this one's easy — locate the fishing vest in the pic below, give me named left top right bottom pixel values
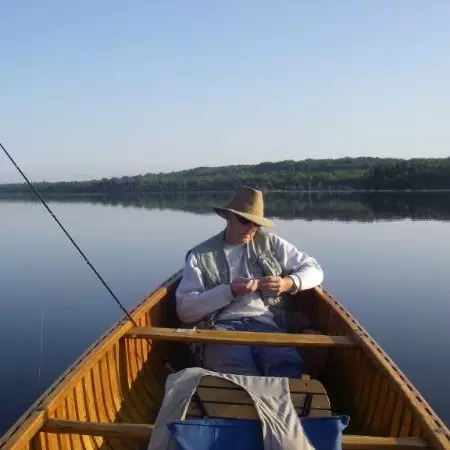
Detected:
left=147, top=367, right=315, bottom=450
left=186, top=230, right=287, bottom=328
left=188, top=230, right=283, bottom=294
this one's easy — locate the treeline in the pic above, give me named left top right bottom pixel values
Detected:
left=362, top=158, right=450, bottom=189
left=1, top=157, right=450, bottom=194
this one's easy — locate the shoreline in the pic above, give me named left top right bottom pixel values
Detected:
left=1, top=188, right=450, bottom=198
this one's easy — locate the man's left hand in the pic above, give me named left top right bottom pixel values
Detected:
left=258, top=276, right=293, bottom=296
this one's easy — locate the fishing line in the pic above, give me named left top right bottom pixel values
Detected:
left=36, top=310, right=45, bottom=392
left=0, top=141, right=209, bottom=416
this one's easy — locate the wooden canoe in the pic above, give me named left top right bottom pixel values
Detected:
left=1, top=271, right=449, bottom=450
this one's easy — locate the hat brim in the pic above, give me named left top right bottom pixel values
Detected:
left=213, top=207, right=274, bottom=228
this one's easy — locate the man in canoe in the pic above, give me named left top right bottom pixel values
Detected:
left=175, top=186, right=324, bottom=377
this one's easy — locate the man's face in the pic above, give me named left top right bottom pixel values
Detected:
left=226, top=212, right=260, bottom=244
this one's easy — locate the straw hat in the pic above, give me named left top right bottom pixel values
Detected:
left=213, top=186, right=274, bottom=228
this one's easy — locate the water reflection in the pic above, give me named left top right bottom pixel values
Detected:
left=2, top=191, right=450, bottom=222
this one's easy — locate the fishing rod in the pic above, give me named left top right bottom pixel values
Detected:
left=0, top=140, right=209, bottom=416
left=0, top=141, right=138, bottom=326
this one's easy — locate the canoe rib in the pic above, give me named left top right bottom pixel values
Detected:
left=42, top=419, right=431, bottom=449
left=1, top=272, right=449, bottom=450
left=0, top=272, right=181, bottom=450
left=124, top=327, right=355, bottom=347
left=315, top=286, right=450, bottom=450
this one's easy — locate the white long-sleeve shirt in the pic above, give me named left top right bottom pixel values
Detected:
left=176, top=233, right=324, bottom=325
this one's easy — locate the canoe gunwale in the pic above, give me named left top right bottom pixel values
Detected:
left=1, top=274, right=449, bottom=450
left=314, top=286, right=450, bottom=449
left=0, top=412, right=45, bottom=450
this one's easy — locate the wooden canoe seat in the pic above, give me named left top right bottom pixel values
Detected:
left=187, top=375, right=331, bottom=419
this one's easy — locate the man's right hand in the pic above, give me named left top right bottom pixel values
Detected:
left=231, top=277, right=259, bottom=297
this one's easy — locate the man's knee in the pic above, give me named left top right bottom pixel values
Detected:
left=203, top=343, right=260, bottom=375
left=256, top=346, right=306, bottom=378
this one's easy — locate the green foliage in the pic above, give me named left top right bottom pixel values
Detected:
left=362, top=158, right=450, bottom=189
left=1, top=157, right=449, bottom=194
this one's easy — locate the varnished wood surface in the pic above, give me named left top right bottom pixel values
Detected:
left=43, top=420, right=153, bottom=441
left=0, top=412, right=45, bottom=450
left=342, top=436, right=431, bottom=450
left=0, top=272, right=180, bottom=450
left=309, top=286, right=450, bottom=450
left=199, top=376, right=327, bottom=393
left=196, top=376, right=329, bottom=409
left=125, top=326, right=356, bottom=347
left=1, top=273, right=449, bottom=450
left=186, top=375, right=331, bottom=419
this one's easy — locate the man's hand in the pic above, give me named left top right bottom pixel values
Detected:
left=258, top=276, right=293, bottom=296
left=231, top=277, right=259, bottom=297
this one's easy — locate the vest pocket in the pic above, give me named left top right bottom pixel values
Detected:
left=256, top=251, right=283, bottom=277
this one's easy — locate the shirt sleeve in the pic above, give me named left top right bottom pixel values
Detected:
left=175, top=253, right=234, bottom=324
left=272, top=234, right=324, bottom=293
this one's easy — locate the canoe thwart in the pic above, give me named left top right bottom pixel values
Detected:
left=2, top=274, right=448, bottom=450
left=124, top=326, right=355, bottom=347
left=43, top=419, right=153, bottom=441
left=42, top=420, right=431, bottom=449
left=342, top=435, right=431, bottom=450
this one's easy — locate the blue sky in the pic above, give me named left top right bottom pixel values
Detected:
left=1, top=1, right=449, bottom=182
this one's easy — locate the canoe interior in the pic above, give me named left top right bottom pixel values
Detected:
left=295, top=288, right=450, bottom=448
left=1, top=272, right=449, bottom=450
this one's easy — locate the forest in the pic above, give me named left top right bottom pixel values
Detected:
left=1, top=157, right=449, bottom=194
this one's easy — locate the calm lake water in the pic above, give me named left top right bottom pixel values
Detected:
left=1, top=191, right=450, bottom=435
